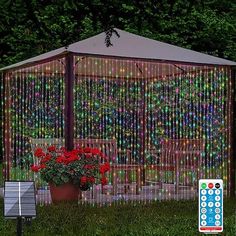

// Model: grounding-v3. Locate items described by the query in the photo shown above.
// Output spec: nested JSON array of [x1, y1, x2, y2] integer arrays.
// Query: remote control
[[199, 179, 223, 234]]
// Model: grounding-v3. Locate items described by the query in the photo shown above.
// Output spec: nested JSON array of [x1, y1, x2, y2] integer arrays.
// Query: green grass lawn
[[0, 198, 235, 236]]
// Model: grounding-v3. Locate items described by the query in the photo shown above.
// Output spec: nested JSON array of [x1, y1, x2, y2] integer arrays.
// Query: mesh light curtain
[[0, 55, 232, 205]]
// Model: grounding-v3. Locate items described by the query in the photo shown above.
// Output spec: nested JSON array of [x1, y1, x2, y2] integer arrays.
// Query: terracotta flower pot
[[49, 182, 80, 203]]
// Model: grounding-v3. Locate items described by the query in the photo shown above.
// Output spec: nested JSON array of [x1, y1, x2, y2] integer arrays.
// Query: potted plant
[[31, 146, 110, 203]]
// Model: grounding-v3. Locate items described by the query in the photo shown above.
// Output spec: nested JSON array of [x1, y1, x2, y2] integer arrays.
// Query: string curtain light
[[0, 55, 231, 204]]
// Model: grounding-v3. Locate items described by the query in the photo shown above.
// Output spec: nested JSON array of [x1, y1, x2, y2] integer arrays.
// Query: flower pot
[[49, 182, 80, 203]]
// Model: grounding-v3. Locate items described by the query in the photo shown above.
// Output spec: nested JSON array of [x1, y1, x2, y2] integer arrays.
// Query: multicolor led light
[[0, 55, 232, 204]]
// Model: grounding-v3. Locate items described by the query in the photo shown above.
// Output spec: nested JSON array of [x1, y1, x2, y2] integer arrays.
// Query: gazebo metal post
[[4, 72, 11, 180], [229, 67, 236, 197], [65, 53, 74, 151]]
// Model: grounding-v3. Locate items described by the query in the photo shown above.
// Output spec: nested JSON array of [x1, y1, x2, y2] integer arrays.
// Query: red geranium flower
[[80, 176, 87, 184], [41, 153, 52, 163], [69, 151, 80, 159], [77, 148, 84, 154], [88, 176, 95, 183], [31, 165, 40, 172], [66, 155, 79, 163], [56, 156, 66, 164], [47, 145, 56, 152], [64, 151, 70, 158], [71, 149, 80, 155], [99, 162, 110, 174], [31, 145, 109, 188], [84, 147, 91, 153], [34, 148, 45, 158], [101, 177, 108, 186], [91, 148, 101, 155], [85, 153, 92, 158], [40, 163, 46, 169]]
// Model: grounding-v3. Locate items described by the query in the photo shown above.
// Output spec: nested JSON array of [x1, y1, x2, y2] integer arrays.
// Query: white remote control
[[199, 179, 223, 234]]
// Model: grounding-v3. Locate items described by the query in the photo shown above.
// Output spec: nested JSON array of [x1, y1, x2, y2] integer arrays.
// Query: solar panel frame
[[4, 181, 37, 219]]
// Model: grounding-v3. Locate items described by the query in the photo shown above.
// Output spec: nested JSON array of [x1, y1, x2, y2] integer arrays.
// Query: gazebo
[[1, 28, 235, 203]]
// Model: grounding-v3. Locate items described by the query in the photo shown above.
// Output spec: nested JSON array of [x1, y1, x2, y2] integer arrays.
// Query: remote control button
[[208, 183, 214, 189], [201, 196, 207, 201], [201, 202, 207, 207], [215, 214, 220, 220], [215, 196, 220, 201], [208, 189, 214, 195], [208, 202, 213, 207], [201, 183, 207, 189], [215, 221, 220, 226], [215, 189, 220, 195], [201, 189, 206, 195], [201, 208, 207, 214], [201, 214, 207, 220], [215, 202, 221, 207], [215, 208, 220, 213], [201, 221, 207, 226], [215, 183, 220, 188]]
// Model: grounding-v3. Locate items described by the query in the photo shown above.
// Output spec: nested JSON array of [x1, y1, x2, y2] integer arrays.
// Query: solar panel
[[4, 181, 36, 219]]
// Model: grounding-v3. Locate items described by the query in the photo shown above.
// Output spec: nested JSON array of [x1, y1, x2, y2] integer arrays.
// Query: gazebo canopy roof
[[1, 28, 236, 72]]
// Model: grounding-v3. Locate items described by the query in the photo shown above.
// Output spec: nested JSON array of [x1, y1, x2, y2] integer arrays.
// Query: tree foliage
[[0, 0, 235, 67]]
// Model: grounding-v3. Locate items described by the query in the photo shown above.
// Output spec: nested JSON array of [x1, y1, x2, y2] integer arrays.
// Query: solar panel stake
[[17, 217, 22, 236], [25, 217, 32, 226]]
